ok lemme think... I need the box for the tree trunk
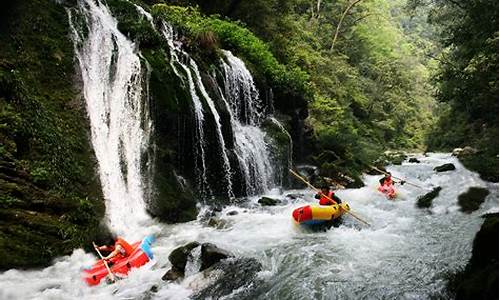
[330,0,363,51]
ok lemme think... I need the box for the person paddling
[315,185,342,205]
[94,237,134,261]
[378,172,405,199]
[378,172,405,187]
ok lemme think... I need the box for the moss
[460,153,499,183]
[458,187,490,213]
[106,0,163,48]
[0,0,106,269]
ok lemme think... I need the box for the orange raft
[83,235,155,286]
[292,203,350,226]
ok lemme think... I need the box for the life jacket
[383,176,393,186]
[115,237,134,257]
[319,191,336,205]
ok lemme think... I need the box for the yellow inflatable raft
[292,203,350,226]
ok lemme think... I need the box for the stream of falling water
[0,154,497,299]
[68,0,152,240]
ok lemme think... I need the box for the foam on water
[0,154,497,299]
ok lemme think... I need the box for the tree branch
[330,0,364,51]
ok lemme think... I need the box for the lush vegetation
[409,0,498,181]
[0,0,106,268]
[151,4,312,113]
[158,0,438,180]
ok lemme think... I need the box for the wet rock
[408,157,420,163]
[452,148,464,156]
[416,187,442,208]
[434,163,456,172]
[286,193,304,199]
[200,243,232,270]
[162,268,183,281]
[207,217,229,229]
[453,146,479,157]
[458,187,490,213]
[449,213,498,300]
[168,242,200,273]
[226,210,238,216]
[191,257,263,300]
[258,197,281,206]
[162,242,234,281]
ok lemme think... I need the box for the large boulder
[167,242,201,274]
[416,187,442,208]
[162,242,234,281]
[200,243,231,270]
[449,214,498,300]
[408,157,421,163]
[191,257,263,300]
[434,163,456,172]
[458,187,490,213]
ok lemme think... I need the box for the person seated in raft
[379,173,405,187]
[94,237,134,261]
[314,185,342,205]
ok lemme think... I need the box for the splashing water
[0,154,497,299]
[68,0,151,239]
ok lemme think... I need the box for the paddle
[369,165,424,189]
[289,169,371,227]
[93,242,116,283]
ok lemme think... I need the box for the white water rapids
[0,153,497,299]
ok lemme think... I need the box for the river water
[0,153,497,299]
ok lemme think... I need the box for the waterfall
[161,24,234,199]
[68,0,151,238]
[221,50,277,195]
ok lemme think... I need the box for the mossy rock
[449,213,498,300]
[416,187,442,208]
[0,0,106,269]
[460,153,499,183]
[458,187,490,213]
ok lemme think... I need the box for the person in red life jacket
[379,173,405,186]
[314,185,342,205]
[94,237,134,260]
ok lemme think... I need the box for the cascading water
[161,23,234,199]
[221,50,277,195]
[68,0,151,238]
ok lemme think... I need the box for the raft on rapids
[378,184,397,199]
[83,235,155,286]
[292,203,350,226]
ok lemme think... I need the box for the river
[0,153,497,299]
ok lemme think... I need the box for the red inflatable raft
[83,235,155,286]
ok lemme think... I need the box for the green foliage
[414,0,499,180]
[0,0,105,269]
[172,0,438,173]
[106,0,163,48]
[152,4,312,100]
